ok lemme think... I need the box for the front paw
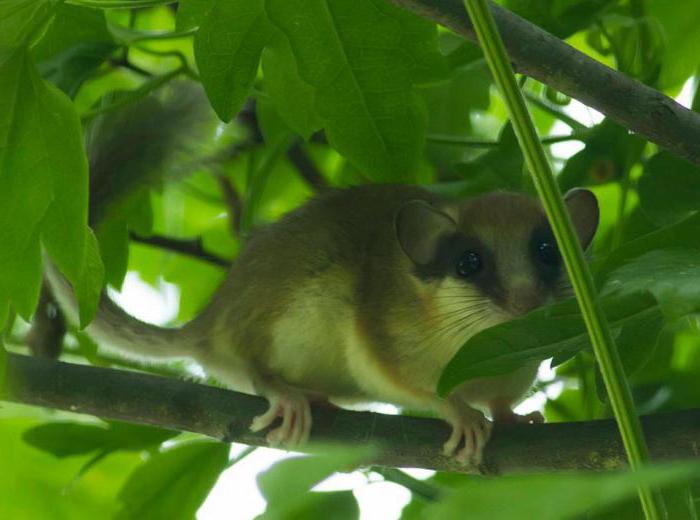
[441,403,492,466]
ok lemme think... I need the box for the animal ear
[564,188,599,249]
[395,200,457,265]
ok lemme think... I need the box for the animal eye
[536,241,560,266]
[456,251,482,277]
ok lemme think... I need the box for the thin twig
[130,233,230,267]
[216,176,243,235]
[286,142,329,192]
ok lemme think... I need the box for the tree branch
[130,233,230,267]
[3,354,698,474]
[286,142,329,192]
[389,0,700,167]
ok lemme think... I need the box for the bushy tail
[44,82,219,360]
[45,261,194,359]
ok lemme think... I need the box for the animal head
[395,189,599,320]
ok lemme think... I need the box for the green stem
[462,1,663,519]
[426,133,586,147]
[370,467,441,502]
[524,91,588,133]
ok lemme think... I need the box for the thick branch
[3,354,698,474]
[390,0,700,166]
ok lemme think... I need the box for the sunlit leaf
[266,0,434,181]
[0,49,102,323]
[648,1,700,89]
[260,490,359,520]
[258,444,375,518]
[194,0,271,122]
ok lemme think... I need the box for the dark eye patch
[530,225,562,284]
[412,233,505,304]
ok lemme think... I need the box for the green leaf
[262,33,323,140]
[95,214,130,289]
[0,48,103,322]
[32,3,113,62]
[23,423,112,457]
[194,0,270,122]
[557,119,644,191]
[603,249,700,318]
[638,152,700,226]
[423,463,700,519]
[258,444,375,517]
[0,417,143,519]
[23,421,178,458]
[421,56,491,170]
[0,340,6,391]
[266,0,434,181]
[261,490,360,520]
[593,212,700,277]
[452,123,525,194]
[117,440,229,520]
[438,292,658,396]
[648,1,700,89]
[175,0,214,31]
[32,3,116,97]
[0,0,54,50]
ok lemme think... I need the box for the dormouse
[48,183,598,465]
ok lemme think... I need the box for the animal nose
[506,283,544,316]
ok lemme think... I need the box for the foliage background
[2,0,700,518]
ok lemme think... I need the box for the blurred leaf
[586,13,664,83]
[423,463,700,519]
[452,123,525,194]
[24,423,112,458]
[438,292,657,396]
[266,0,435,181]
[0,48,102,323]
[0,416,142,519]
[117,440,229,520]
[194,0,270,122]
[23,421,178,458]
[503,0,616,39]
[648,1,700,89]
[603,249,700,318]
[638,151,700,226]
[262,33,323,140]
[258,444,375,518]
[421,59,491,169]
[558,119,644,191]
[260,490,359,520]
